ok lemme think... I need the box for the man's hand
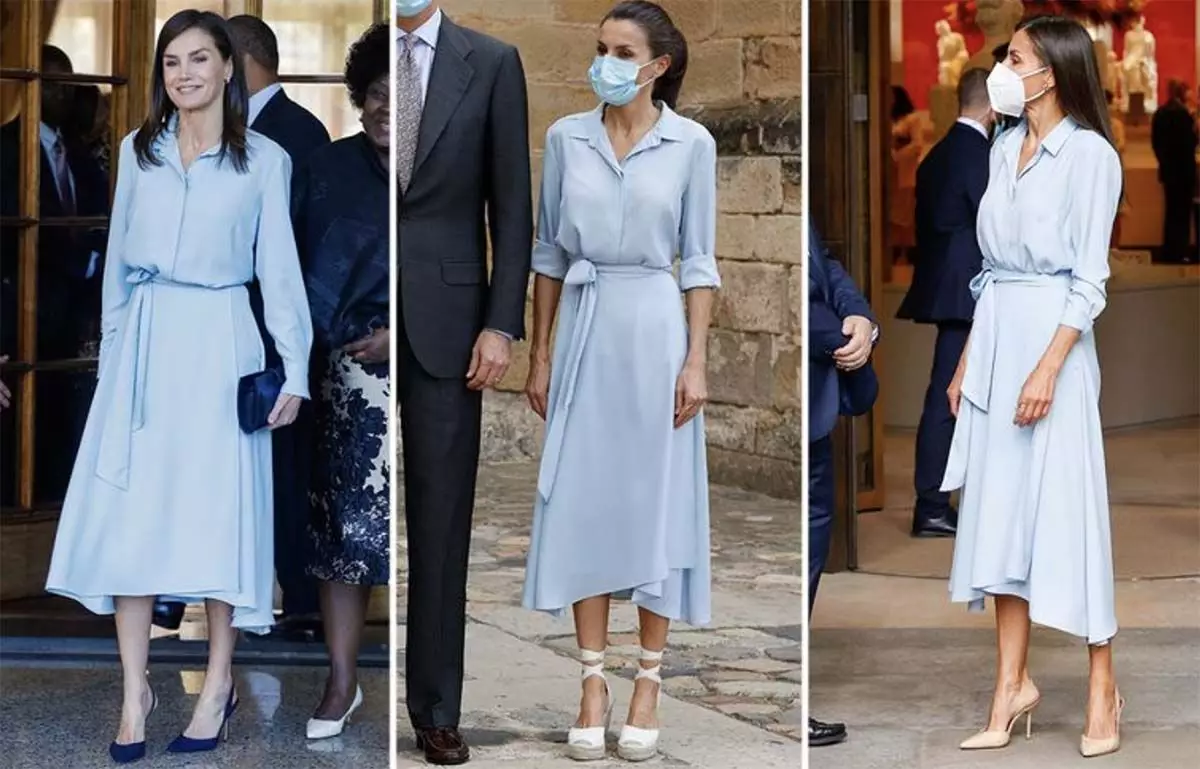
[466,330,512,391]
[833,315,875,371]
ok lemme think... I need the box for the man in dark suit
[0,45,110,504]
[897,68,993,538]
[1151,79,1199,264]
[808,223,877,748]
[396,2,532,764]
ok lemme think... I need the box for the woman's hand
[947,362,966,418]
[674,358,708,429]
[268,392,302,429]
[524,354,551,420]
[1015,364,1057,427]
[342,327,389,364]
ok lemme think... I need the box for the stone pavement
[396,461,806,767]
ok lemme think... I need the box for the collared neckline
[955,116,989,140]
[1039,114,1079,156]
[570,101,687,143]
[38,121,62,149]
[397,7,442,50]
[248,82,284,125]
[158,113,227,173]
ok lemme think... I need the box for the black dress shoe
[151,600,186,631]
[415,727,470,765]
[810,717,847,746]
[911,508,958,538]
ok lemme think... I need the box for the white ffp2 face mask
[987,62,1050,117]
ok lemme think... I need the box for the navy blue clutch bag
[237,366,284,434]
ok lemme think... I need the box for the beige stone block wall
[436,0,804,499]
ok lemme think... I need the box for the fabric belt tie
[536,259,670,502]
[95,268,239,489]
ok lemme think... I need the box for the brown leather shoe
[415,727,470,765]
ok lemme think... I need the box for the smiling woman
[42,9,313,763]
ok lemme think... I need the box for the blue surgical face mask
[396,0,433,18]
[588,55,658,107]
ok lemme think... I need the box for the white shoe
[566,648,614,761]
[617,647,663,762]
[306,685,363,740]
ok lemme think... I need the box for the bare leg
[314,580,370,719]
[986,595,1038,731]
[1084,642,1119,739]
[114,596,155,745]
[572,594,611,727]
[626,607,669,730]
[182,599,238,739]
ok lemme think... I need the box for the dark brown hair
[603,1,688,109]
[134,10,249,172]
[1015,15,1117,152]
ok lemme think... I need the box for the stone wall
[441,0,804,499]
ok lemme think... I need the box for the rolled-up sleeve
[1060,141,1122,333]
[531,127,568,280]
[678,132,720,291]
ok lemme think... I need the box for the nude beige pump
[959,690,1041,750]
[1080,692,1124,758]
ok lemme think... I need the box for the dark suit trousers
[914,321,971,515]
[808,435,834,617]
[274,408,318,616]
[398,311,482,730]
[1161,177,1196,263]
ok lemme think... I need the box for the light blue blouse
[101,128,312,397]
[532,103,721,291]
[975,116,1123,334]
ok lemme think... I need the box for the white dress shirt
[397,8,441,101]
[956,116,990,140]
[248,82,284,127]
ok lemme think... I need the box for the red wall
[1111,0,1196,106]
[899,0,1196,111]
[901,0,985,110]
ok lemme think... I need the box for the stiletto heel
[1080,690,1124,758]
[109,682,157,764]
[166,686,238,753]
[306,685,364,740]
[566,648,613,761]
[617,647,663,762]
[959,682,1041,751]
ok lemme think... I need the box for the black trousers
[398,316,482,730]
[913,321,971,518]
[1161,177,1197,263]
[808,435,834,617]
[272,407,319,617]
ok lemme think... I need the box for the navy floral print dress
[294,133,390,586]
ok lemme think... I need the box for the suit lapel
[413,15,474,178]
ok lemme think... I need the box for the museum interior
[811,0,1198,583]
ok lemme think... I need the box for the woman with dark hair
[295,22,390,742]
[945,15,1124,758]
[520,0,719,761]
[43,10,311,762]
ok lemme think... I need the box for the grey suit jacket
[397,15,533,379]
